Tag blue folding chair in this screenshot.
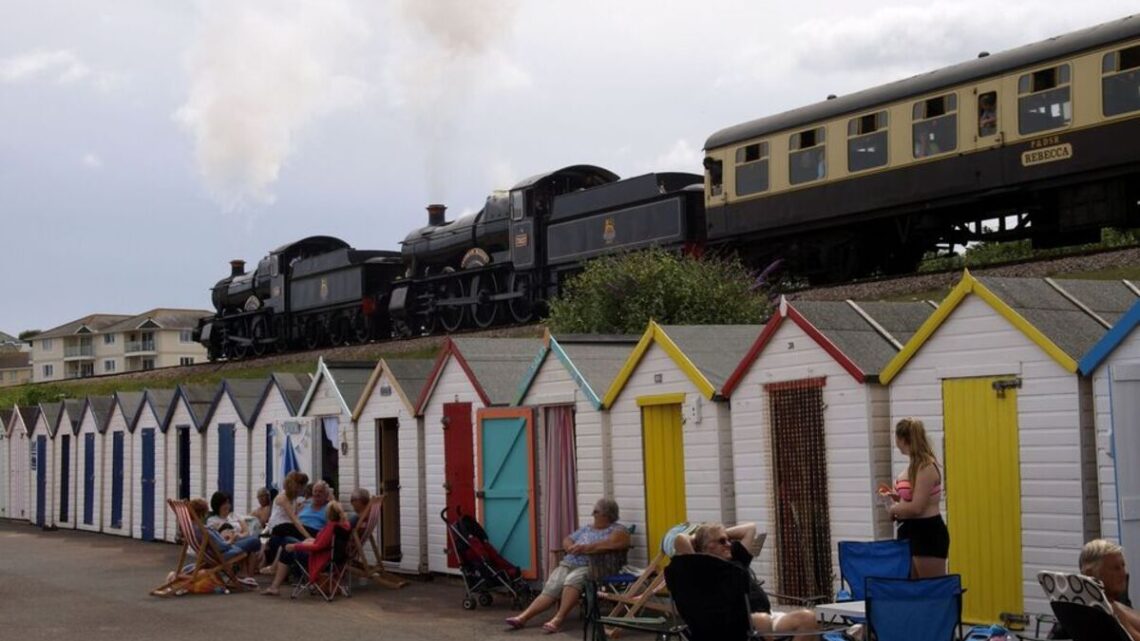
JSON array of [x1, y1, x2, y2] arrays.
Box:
[[865, 575, 963, 641], [837, 540, 912, 601]]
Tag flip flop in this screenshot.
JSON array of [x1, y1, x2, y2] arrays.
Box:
[[542, 621, 562, 634], [504, 617, 524, 630]]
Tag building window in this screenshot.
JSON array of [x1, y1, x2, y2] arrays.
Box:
[[80, 363, 94, 378], [142, 358, 155, 371], [43, 364, 54, 378], [1103, 47, 1140, 117], [734, 142, 769, 196], [104, 334, 116, 345], [180, 357, 195, 366], [104, 360, 116, 373], [41, 338, 53, 351], [1018, 64, 1071, 134], [913, 93, 958, 158], [180, 329, 194, 343], [705, 157, 724, 196], [847, 111, 889, 172], [789, 127, 826, 185], [978, 91, 998, 137]]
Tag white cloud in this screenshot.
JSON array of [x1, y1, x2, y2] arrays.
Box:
[[81, 153, 102, 169], [0, 49, 108, 87]]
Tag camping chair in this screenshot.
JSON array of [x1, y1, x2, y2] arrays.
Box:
[[290, 525, 353, 601], [815, 539, 913, 625], [1037, 571, 1132, 641], [150, 499, 250, 596], [864, 575, 963, 641], [596, 524, 697, 625], [348, 494, 408, 589]]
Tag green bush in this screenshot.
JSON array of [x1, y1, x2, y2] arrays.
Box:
[[545, 247, 772, 334]]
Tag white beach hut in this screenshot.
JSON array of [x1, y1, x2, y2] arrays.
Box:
[[133, 389, 174, 542], [415, 337, 544, 576], [103, 391, 144, 538], [203, 378, 269, 515], [352, 357, 435, 575], [722, 298, 934, 599], [163, 383, 216, 541], [7, 406, 35, 523], [76, 396, 114, 532], [513, 333, 638, 576], [0, 409, 10, 519], [879, 273, 1136, 623], [29, 404, 55, 529], [53, 400, 84, 530], [249, 373, 310, 499], [300, 359, 376, 501]]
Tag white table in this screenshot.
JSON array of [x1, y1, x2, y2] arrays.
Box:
[[814, 600, 866, 621]]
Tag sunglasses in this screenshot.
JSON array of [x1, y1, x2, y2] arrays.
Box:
[[714, 537, 730, 545]]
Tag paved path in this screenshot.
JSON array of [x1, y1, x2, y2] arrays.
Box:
[[0, 520, 602, 641]]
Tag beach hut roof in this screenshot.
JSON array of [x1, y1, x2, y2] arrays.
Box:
[[37, 401, 65, 437], [206, 378, 270, 426], [514, 334, 639, 409], [352, 358, 436, 419], [0, 408, 10, 434], [299, 359, 377, 416], [62, 399, 84, 435], [133, 389, 175, 433], [11, 404, 38, 436], [112, 391, 146, 430], [251, 372, 312, 421], [83, 396, 116, 433], [167, 383, 219, 433], [1080, 297, 1140, 375], [415, 338, 544, 413]]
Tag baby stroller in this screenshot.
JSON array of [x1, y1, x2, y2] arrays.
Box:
[[441, 507, 533, 610]]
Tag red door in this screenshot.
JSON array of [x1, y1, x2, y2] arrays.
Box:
[[443, 402, 475, 567]]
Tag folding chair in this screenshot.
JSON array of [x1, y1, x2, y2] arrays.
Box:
[[1037, 571, 1132, 641], [348, 495, 408, 589], [291, 525, 353, 601], [836, 540, 912, 602], [150, 499, 250, 596], [864, 575, 963, 641]]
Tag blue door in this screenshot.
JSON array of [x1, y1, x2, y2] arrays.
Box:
[[141, 428, 155, 541], [477, 408, 536, 576], [265, 424, 274, 490], [217, 424, 235, 497], [35, 436, 46, 528], [111, 432, 124, 529], [60, 435, 71, 523], [177, 427, 190, 500], [83, 433, 95, 526]]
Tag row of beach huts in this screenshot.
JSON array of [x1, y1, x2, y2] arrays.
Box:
[[2, 271, 1140, 624]]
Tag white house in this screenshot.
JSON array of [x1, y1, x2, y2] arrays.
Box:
[[76, 396, 114, 533], [103, 391, 144, 537], [132, 389, 174, 542]]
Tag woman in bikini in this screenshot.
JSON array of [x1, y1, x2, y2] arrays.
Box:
[[887, 417, 949, 578]]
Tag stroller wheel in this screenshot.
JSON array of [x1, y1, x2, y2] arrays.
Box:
[[478, 593, 494, 607], [462, 597, 476, 610]]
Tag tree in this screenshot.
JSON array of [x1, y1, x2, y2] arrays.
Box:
[[545, 247, 772, 334], [17, 329, 41, 341]]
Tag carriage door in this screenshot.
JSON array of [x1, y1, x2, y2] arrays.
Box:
[[35, 435, 46, 528], [944, 377, 1023, 624], [217, 424, 235, 498], [639, 397, 687, 554], [442, 402, 475, 568], [1111, 363, 1140, 600], [477, 408, 537, 578], [141, 428, 156, 541], [83, 432, 95, 526], [111, 431, 124, 529], [377, 417, 401, 561]]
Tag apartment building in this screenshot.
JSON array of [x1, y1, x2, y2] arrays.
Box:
[[0, 351, 31, 387], [29, 309, 210, 382]]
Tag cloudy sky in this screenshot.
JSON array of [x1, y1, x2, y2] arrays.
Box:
[[1, 0, 1136, 335]]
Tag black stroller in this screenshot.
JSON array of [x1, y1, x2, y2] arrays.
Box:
[[441, 507, 533, 610]]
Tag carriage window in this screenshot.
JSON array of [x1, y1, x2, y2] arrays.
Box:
[[735, 142, 769, 195], [847, 111, 888, 172], [912, 93, 958, 158], [978, 92, 998, 137], [705, 157, 724, 196], [510, 190, 526, 221], [789, 127, 826, 185], [1018, 64, 1071, 134], [1103, 46, 1140, 117]]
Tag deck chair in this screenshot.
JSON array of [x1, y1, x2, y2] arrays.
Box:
[[1038, 571, 1132, 641], [290, 525, 353, 601], [349, 494, 408, 589], [596, 524, 698, 624], [150, 499, 250, 596], [864, 575, 963, 641]]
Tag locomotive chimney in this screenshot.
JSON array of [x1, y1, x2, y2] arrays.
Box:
[[230, 259, 246, 277], [427, 203, 447, 226]]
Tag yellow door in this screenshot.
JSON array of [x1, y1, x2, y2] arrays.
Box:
[[943, 377, 1022, 624], [640, 401, 687, 552]]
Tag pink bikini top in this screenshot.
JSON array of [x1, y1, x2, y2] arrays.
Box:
[[894, 478, 942, 502]]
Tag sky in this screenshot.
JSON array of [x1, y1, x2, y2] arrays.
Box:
[[1, 0, 1137, 335]]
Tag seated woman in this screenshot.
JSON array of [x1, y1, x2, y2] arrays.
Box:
[[1077, 539, 1140, 640], [673, 522, 819, 637], [206, 491, 250, 543], [189, 498, 261, 578], [505, 498, 630, 633], [260, 500, 352, 596], [250, 487, 273, 532]]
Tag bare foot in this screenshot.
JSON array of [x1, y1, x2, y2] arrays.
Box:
[[260, 588, 279, 596]]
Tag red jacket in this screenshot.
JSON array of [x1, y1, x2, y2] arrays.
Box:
[[294, 520, 351, 578]]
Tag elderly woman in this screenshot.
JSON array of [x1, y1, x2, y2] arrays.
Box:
[[250, 487, 273, 532], [189, 498, 261, 577], [505, 498, 629, 633], [1077, 539, 1140, 640]]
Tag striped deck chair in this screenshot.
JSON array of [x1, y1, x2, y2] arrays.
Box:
[[150, 499, 250, 596], [348, 494, 408, 589]]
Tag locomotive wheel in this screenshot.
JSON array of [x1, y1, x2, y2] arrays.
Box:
[[438, 278, 466, 333], [250, 317, 268, 357], [328, 314, 349, 346], [274, 317, 290, 353], [351, 310, 371, 343], [508, 273, 534, 323], [230, 319, 251, 360], [470, 273, 499, 329], [303, 317, 323, 350]]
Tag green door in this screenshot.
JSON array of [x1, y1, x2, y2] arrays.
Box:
[[478, 408, 536, 576]]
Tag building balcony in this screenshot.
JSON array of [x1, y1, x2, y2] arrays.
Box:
[[125, 341, 156, 354], [63, 345, 95, 360]]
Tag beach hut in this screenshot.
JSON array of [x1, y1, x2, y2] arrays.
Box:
[[722, 298, 934, 599], [0, 409, 10, 519], [76, 396, 114, 532], [30, 403, 57, 529], [202, 378, 269, 516], [299, 359, 376, 501], [164, 383, 217, 539], [601, 323, 762, 566], [249, 373, 310, 500], [53, 400, 84, 530], [513, 333, 638, 575], [132, 389, 173, 542], [103, 391, 143, 538], [415, 337, 544, 576], [7, 406, 35, 523], [879, 273, 1137, 623], [352, 357, 434, 575], [1078, 289, 1140, 581]]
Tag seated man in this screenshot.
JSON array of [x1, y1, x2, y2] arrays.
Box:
[[298, 481, 331, 534], [348, 487, 371, 529], [673, 522, 819, 637], [1053, 539, 1140, 640], [505, 498, 630, 633]]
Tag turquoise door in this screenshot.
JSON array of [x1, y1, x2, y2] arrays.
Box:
[[477, 408, 537, 577]]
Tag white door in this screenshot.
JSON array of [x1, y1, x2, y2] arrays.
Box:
[[1112, 362, 1140, 598]]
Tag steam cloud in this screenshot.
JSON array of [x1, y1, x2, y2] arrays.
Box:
[[174, 0, 371, 210]]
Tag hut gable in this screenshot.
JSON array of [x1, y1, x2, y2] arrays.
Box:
[[0, 408, 11, 435], [166, 384, 218, 433], [301, 358, 375, 417], [208, 379, 269, 427], [353, 358, 435, 419], [134, 389, 174, 433], [37, 402, 64, 438], [416, 338, 543, 413], [1080, 298, 1140, 375], [514, 334, 637, 409], [82, 396, 115, 434], [19, 405, 41, 436], [112, 392, 145, 432]]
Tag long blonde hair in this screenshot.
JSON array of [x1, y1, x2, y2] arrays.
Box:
[[896, 417, 938, 486]]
